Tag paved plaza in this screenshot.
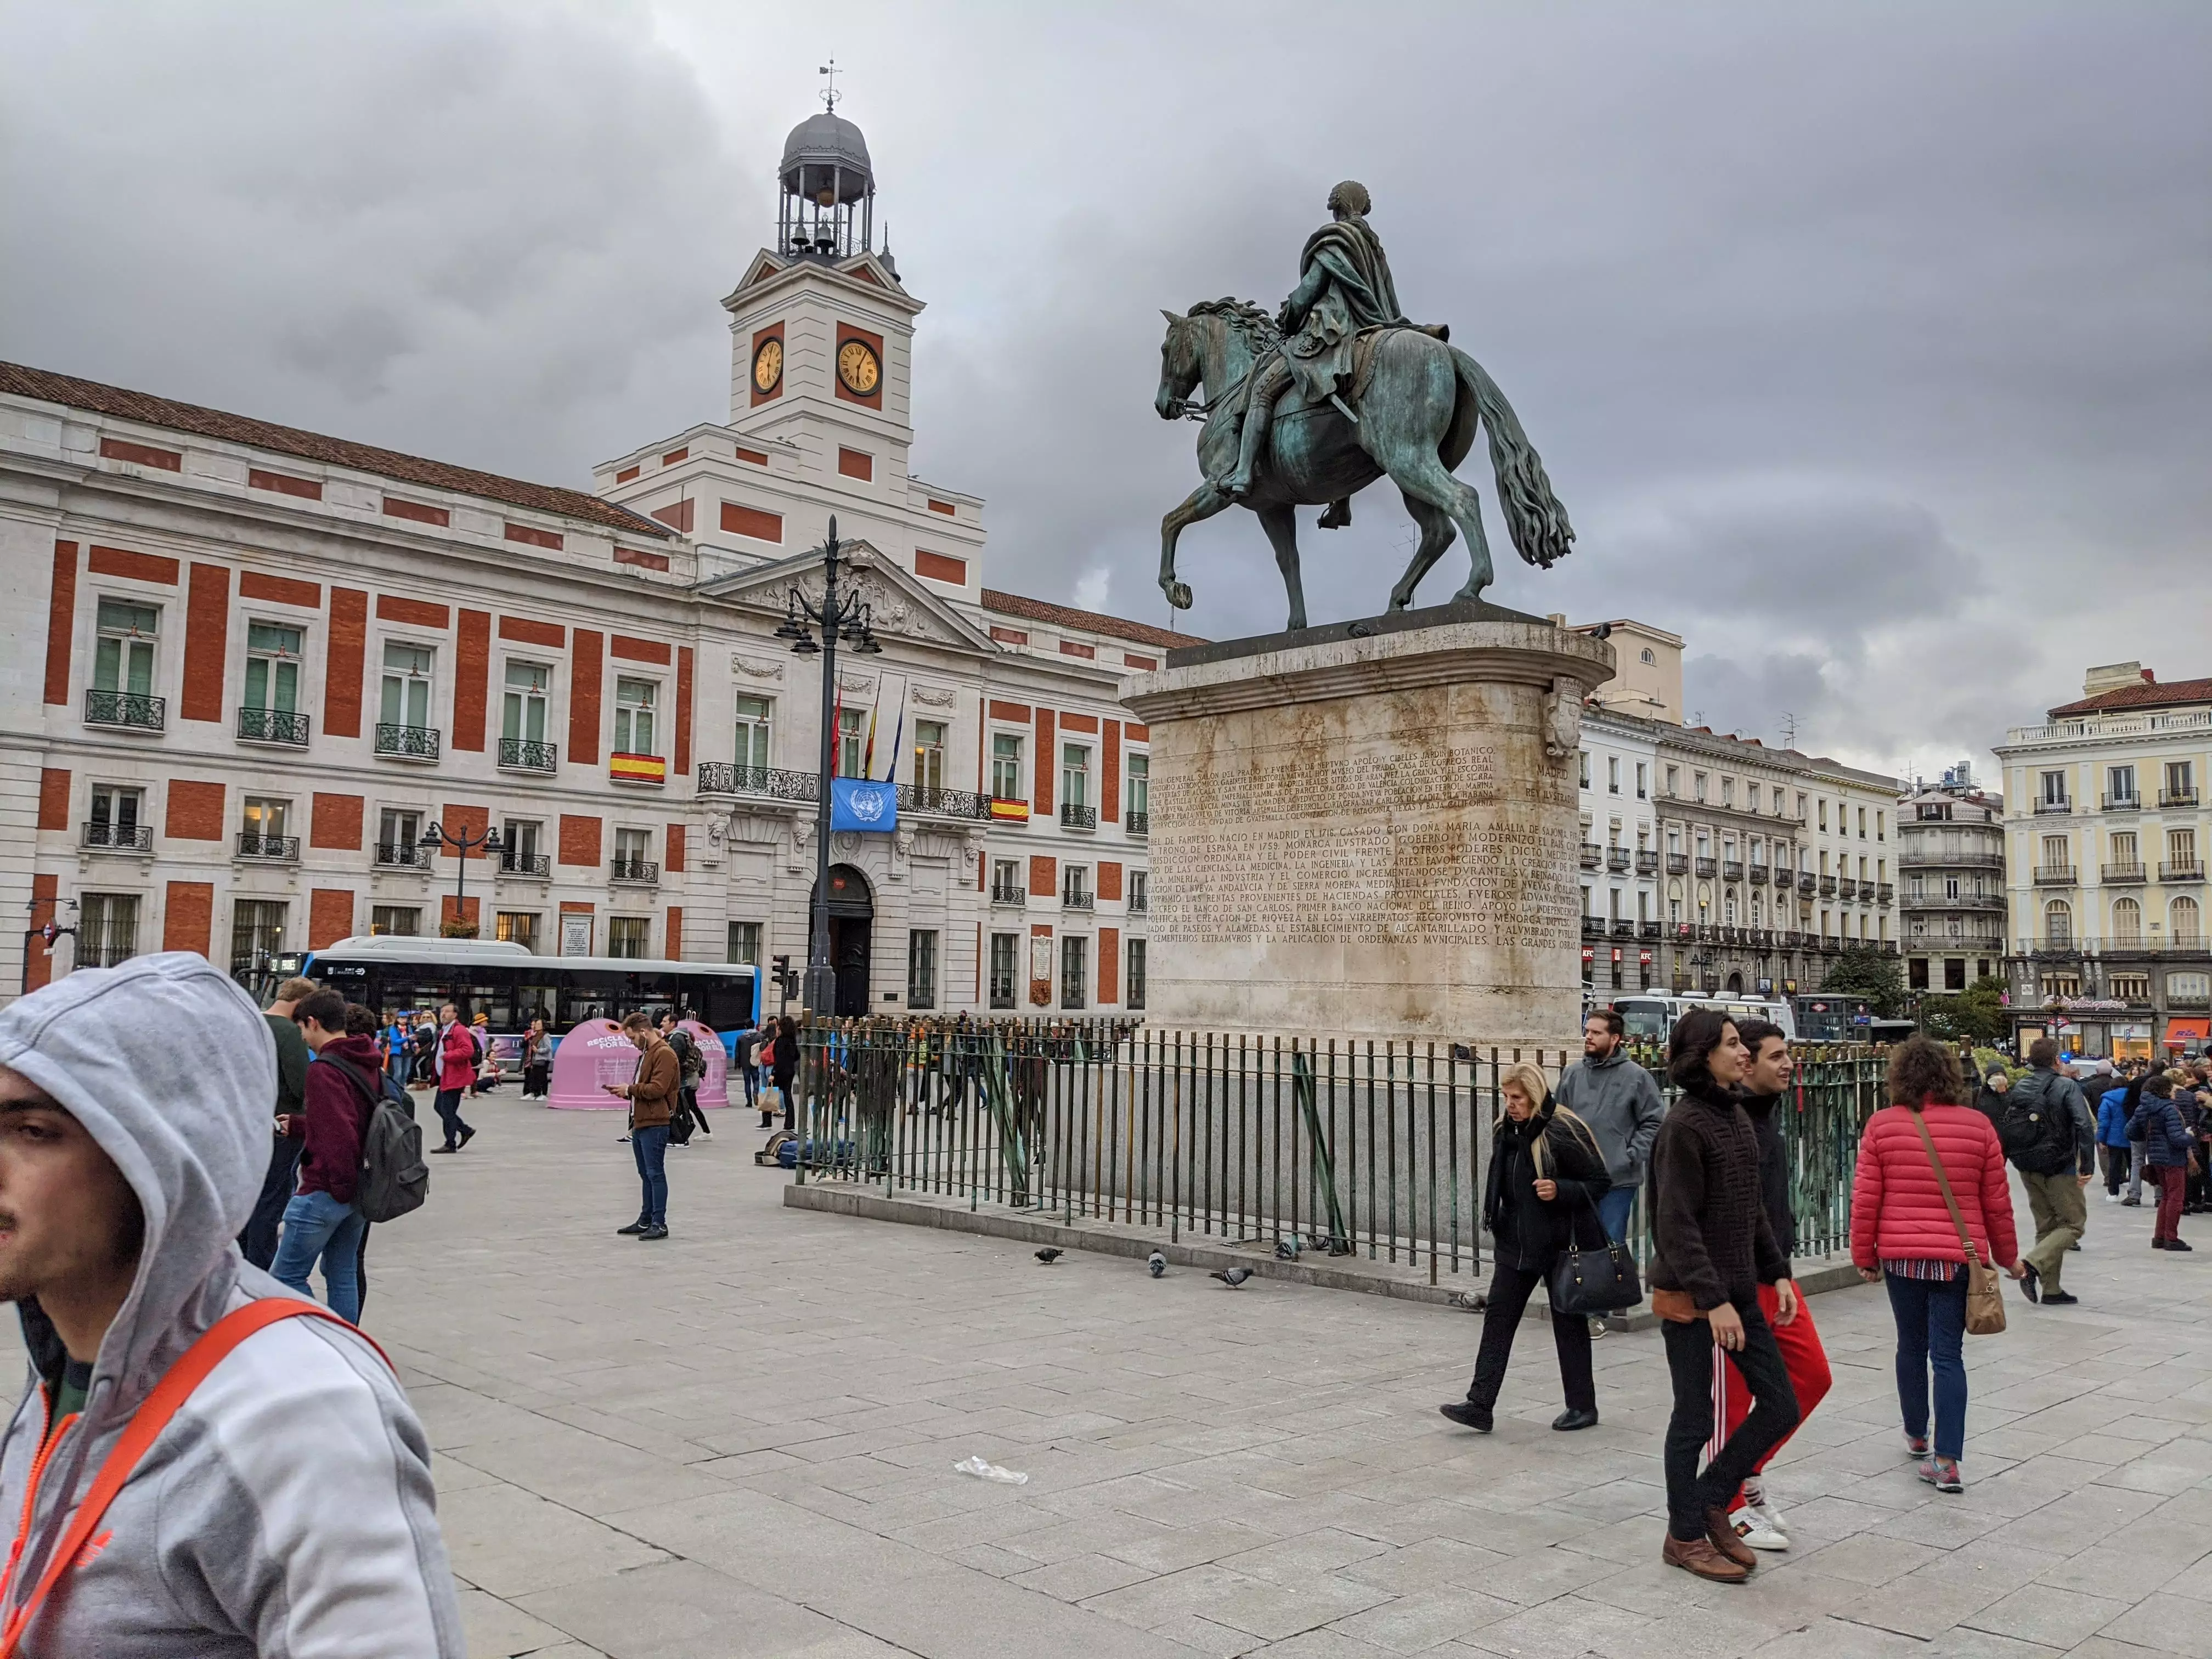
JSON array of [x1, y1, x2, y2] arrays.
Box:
[[162, 1101, 2212, 1657]]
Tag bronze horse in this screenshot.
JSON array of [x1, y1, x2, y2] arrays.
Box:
[[1154, 300, 1574, 630]]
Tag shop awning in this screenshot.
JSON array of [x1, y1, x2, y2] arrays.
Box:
[[2164, 1017, 2210, 1047]]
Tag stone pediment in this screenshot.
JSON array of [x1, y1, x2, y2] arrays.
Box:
[[697, 540, 995, 655], [723, 250, 923, 316]]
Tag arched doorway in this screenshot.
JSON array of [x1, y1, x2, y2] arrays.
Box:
[[810, 864, 874, 1017], [1725, 972, 1745, 994]]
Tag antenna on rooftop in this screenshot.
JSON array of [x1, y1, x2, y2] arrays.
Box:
[[1779, 710, 1798, 748], [819, 57, 842, 113]]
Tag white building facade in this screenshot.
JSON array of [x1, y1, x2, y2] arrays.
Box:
[[0, 105, 1166, 1017]]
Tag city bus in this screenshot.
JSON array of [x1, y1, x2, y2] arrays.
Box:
[[1601, 992, 1798, 1047], [272, 935, 760, 1047]]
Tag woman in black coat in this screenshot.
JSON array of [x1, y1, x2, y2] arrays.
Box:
[[1440, 1061, 1611, 1435]]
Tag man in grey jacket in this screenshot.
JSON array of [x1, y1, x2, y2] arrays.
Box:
[[0, 952, 462, 1654], [1555, 1007, 1668, 1334]]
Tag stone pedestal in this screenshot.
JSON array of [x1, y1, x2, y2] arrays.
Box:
[[1121, 604, 1613, 1046]]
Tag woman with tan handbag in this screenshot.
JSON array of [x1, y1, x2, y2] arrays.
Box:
[[1850, 1036, 2023, 1493]]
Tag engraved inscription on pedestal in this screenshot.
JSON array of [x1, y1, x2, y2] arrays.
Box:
[[1122, 616, 1613, 1046]]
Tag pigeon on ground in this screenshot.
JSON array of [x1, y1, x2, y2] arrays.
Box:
[[1274, 1237, 1302, 1261], [1034, 1248, 1063, 1264], [1210, 1267, 1253, 1288], [1147, 1251, 1167, 1278]]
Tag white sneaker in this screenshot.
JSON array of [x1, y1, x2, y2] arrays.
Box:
[[2104, 1192, 2121, 1204], [1734, 1500, 1789, 1551], [1588, 1316, 1608, 1340]]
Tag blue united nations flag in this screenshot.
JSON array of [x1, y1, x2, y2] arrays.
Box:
[[830, 777, 899, 834]]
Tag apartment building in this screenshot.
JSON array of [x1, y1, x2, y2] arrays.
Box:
[[1898, 764, 2006, 994], [1999, 662, 2212, 1059]]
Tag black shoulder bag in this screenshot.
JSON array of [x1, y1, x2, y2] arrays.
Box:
[[1536, 1111, 1643, 1317]]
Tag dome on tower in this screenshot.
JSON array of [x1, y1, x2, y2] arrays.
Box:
[[780, 112, 873, 205]]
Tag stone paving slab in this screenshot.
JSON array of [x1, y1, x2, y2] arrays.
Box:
[[17, 1095, 2208, 1657]]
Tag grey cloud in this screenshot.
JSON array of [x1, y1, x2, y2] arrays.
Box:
[[3, 0, 2205, 777]]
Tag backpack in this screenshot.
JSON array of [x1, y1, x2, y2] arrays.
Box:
[[669, 1027, 703, 1085], [1999, 1071, 2080, 1176], [328, 1057, 430, 1223]]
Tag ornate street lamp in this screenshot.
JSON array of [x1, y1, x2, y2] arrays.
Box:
[[781, 515, 882, 1015], [420, 821, 503, 932]]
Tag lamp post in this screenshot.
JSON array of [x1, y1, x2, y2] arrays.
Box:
[[777, 514, 882, 1015], [420, 821, 503, 933]]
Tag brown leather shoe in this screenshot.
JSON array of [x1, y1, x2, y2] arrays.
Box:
[[1663, 1532, 1749, 1582], [1706, 1506, 1758, 1568]]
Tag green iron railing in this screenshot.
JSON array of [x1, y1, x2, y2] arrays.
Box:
[[792, 1019, 1893, 1283]]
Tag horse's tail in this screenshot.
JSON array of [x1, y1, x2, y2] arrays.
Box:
[[1451, 348, 1575, 569]]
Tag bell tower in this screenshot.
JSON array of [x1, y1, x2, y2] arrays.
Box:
[[722, 92, 921, 481]]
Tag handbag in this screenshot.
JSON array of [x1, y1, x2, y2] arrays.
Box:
[[1909, 1110, 2006, 1336], [1532, 1115, 1644, 1318]]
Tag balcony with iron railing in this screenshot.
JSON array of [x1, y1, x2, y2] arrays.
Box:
[[1581, 915, 1607, 938], [901, 786, 991, 820], [2162, 788, 2200, 810], [990, 882, 1024, 907], [84, 689, 165, 732], [497, 851, 551, 878], [2103, 862, 2148, 883], [1635, 850, 1660, 876], [1579, 843, 1602, 870], [2162, 861, 2205, 883], [81, 821, 151, 852], [610, 857, 659, 884], [2102, 793, 2141, 812], [1062, 891, 1095, 912], [2033, 864, 2076, 885], [373, 842, 430, 869], [2033, 797, 2073, 815], [236, 707, 309, 747], [1876, 883, 1895, 905], [1606, 847, 1631, 872], [1665, 852, 1689, 874], [1640, 920, 1662, 939], [235, 832, 299, 862], [1059, 803, 1097, 831], [696, 764, 819, 804], [498, 738, 558, 775], [1818, 876, 1838, 896], [1610, 918, 1635, 938], [1695, 856, 1718, 878], [1128, 891, 1149, 915], [1797, 872, 1818, 894], [1125, 810, 1149, 837], [1722, 860, 1744, 882], [1899, 849, 2006, 871], [374, 723, 441, 762], [1744, 864, 1768, 886], [1838, 878, 1858, 900]]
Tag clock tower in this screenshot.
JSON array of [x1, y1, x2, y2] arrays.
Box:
[[722, 103, 921, 482]]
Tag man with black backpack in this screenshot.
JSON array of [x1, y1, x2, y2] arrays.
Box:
[[2002, 1038, 2098, 1307], [661, 1012, 710, 1146], [269, 989, 379, 1321]]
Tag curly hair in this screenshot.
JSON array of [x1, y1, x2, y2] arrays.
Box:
[[1887, 1035, 1965, 1110]]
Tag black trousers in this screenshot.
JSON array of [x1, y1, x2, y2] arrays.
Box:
[[239, 1133, 303, 1270], [523, 1062, 549, 1098], [432, 1087, 471, 1149], [1662, 1301, 1800, 1541], [1467, 1259, 1596, 1414]]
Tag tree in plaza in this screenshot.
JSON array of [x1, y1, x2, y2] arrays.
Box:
[[1921, 976, 2008, 1046], [1822, 944, 1908, 1018]]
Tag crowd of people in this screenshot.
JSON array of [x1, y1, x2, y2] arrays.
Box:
[[1440, 1007, 2203, 1584]]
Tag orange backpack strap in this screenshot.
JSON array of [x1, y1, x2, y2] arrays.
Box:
[[1, 1300, 391, 1655]]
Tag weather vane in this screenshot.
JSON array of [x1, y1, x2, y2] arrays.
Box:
[[819, 57, 840, 113]]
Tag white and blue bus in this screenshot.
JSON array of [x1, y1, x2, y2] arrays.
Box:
[[273, 935, 760, 1047]]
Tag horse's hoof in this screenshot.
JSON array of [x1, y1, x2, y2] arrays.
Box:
[[1166, 582, 1193, 610]]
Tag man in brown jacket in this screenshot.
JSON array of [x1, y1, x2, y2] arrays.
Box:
[[607, 1011, 679, 1239]]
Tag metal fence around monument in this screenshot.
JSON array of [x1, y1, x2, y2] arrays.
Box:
[[788, 1019, 1892, 1283]]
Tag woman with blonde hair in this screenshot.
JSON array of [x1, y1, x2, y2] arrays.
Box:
[[1440, 1060, 1611, 1435]]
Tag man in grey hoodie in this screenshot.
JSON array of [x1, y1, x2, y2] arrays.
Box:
[[0, 952, 462, 1654], [1555, 1008, 1667, 1244]]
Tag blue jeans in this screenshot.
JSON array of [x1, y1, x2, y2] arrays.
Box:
[[1595, 1184, 1636, 1244], [1886, 1266, 1969, 1460], [270, 1189, 368, 1324], [631, 1123, 670, 1225]]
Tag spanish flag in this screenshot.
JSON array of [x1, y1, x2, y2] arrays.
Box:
[[610, 753, 666, 785]]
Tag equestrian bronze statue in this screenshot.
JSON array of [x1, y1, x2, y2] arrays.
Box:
[[1154, 181, 1574, 631]]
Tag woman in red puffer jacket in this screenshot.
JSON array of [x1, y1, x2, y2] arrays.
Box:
[[1850, 1037, 2023, 1495]]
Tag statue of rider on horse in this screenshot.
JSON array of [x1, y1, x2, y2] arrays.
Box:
[[1155, 181, 1574, 632]]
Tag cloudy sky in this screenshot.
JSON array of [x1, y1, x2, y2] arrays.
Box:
[[5, 1, 2206, 782]]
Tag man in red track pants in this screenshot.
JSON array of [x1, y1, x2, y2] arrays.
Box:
[[1708, 1019, 1832, 1551]]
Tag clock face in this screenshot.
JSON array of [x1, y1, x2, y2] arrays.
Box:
[[752, 337, 783, 394], [837, 338, 881, 397]]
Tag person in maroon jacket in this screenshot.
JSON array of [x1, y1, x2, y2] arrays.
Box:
[[1852, 1036, 2022, 1493], [430, 1001, 478, 1153], [269, 988, 379, 1322]]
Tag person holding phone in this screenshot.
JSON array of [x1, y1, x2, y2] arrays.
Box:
[[607, 1011, 678, 1240]]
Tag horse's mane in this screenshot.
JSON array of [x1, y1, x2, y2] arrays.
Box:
[[1185, 297, 1280, 347]]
